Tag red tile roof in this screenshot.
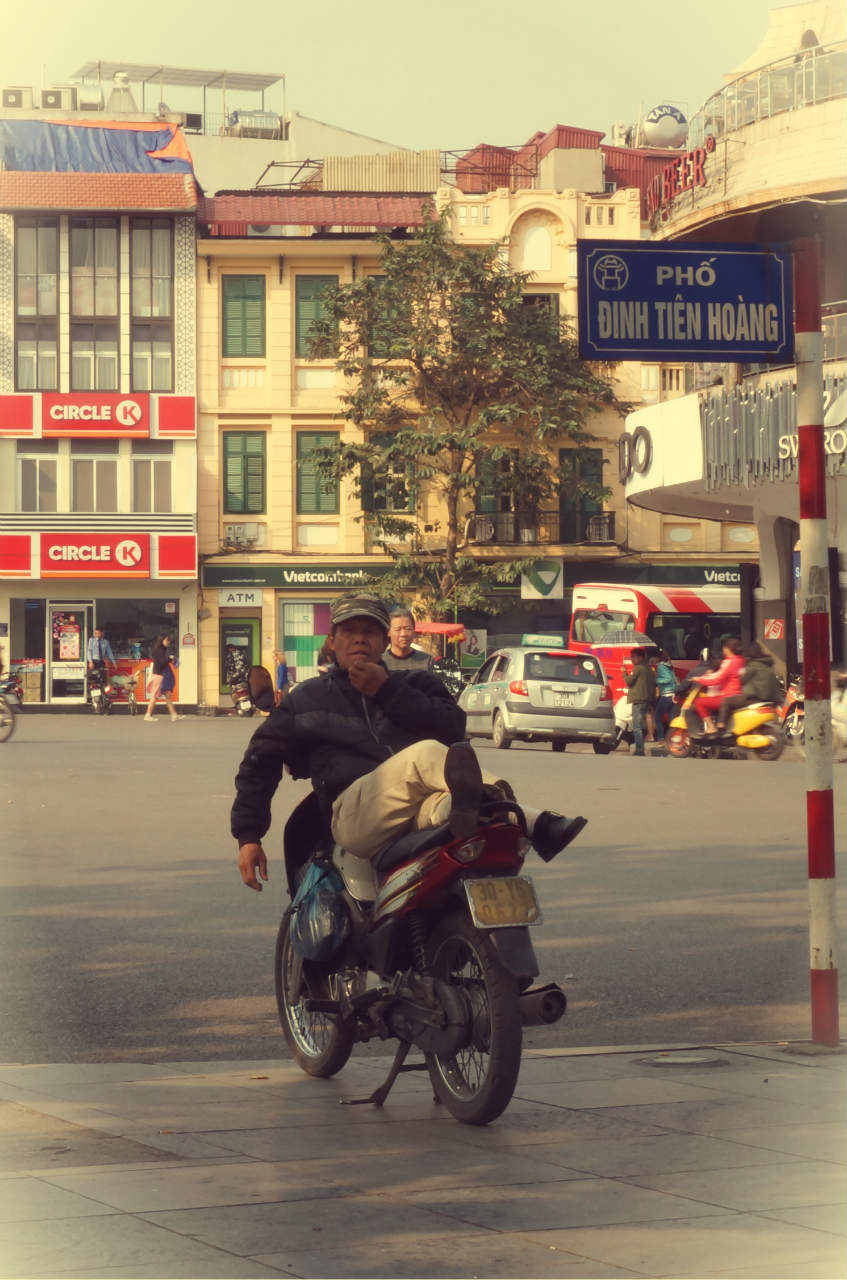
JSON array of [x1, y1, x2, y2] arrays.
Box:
[[199, 192, 431, 234], [0, 173, 198, 212]]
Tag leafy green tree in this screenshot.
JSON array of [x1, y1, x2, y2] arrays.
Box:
[[308, 209, 625, 618]]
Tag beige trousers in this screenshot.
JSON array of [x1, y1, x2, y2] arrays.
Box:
[[330, 740, 497, 859]]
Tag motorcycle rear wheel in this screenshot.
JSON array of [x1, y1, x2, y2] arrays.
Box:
[[667, 727, 691, 758], [274, 915, 354, 1078], [91, 694, 107, 716], [127, 690, 138, 716], [425, 911, 521, 1126], [753, 722, 785, 762], [0, 697, 15, 742]]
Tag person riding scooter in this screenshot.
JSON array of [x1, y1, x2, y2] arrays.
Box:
[[232, 593, 586, 893], [692, 637, 745, 736], [715, 641, 784, 732]]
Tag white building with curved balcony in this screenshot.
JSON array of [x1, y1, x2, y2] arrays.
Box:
[[623, 1, 846, 674]]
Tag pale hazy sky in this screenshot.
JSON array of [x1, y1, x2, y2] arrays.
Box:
[[4, 0, 783, 150]]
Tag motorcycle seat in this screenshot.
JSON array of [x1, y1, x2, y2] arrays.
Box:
[[373, 822, 451, 874]]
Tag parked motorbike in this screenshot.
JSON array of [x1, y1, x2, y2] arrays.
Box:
[[0, 671, 23, 712], [667, 686, 784, 760], [230, 677, 255, 717], [88, 668, 138, 716], [247, 666, 579, 1126], [434, 656, 468, 699], [779, 676, 804, 746]]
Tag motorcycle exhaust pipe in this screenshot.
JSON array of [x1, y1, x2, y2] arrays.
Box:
[[519, 982, 567, 1026]]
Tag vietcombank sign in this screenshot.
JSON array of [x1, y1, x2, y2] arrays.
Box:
[[202, 562, 394, 589]]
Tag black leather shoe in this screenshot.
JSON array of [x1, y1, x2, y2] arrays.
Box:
[[531, 811, 588, 862], [444, 742, 484, 839]]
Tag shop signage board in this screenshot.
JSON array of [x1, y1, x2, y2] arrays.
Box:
[[40, 532, 151, 578], [577, 240, 793, 362], [203, 562, 395, 589], [42, 392, 150, 437]]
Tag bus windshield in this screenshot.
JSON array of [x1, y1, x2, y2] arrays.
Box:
[[646, 612, 742, 660], [571, 610, 636, 643]]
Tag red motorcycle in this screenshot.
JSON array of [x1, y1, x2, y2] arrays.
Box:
[[779, 677, 804, 746]]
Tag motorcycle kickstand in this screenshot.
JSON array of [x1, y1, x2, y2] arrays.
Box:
[[339, 1040, 427, 1109]]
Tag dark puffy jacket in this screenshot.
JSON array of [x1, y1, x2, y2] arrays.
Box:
[[231, 663, 465, 846], [741, 656, 783, 704]]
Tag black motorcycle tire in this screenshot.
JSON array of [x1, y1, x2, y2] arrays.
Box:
[[274, 915, 354, 1078], [753, 722, 785, 762], [425, 911, 522, 1126], [0, 696, 15, 742], [91, 693, 107, 716], [783, 708, 804, 746], [127, 690, 138, 716]]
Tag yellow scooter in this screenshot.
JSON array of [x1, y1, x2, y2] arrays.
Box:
[[667, 686, 784, 760]]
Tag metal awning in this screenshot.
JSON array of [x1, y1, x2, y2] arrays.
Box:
[[72, 63, 282, 92]]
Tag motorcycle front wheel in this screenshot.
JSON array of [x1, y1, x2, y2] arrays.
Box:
[[90, 693, 107, 716], [274, 915, 354, 1078], [0, 697, 15, 742], [127, 690, 138, 716], [667, 727, 691, 758], [425, 911, 521, 1126], [783, 708, 804, 745]]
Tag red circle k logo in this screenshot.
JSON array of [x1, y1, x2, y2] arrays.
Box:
[[115, 399, 143, 427], [115, 539, 143, 568]]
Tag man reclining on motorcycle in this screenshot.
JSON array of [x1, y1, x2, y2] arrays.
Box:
[[233, 593, 585, 892]]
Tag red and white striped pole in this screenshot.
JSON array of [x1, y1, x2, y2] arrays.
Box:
[[794, 238, 839, 1046]]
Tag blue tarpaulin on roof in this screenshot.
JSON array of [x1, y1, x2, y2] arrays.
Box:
[[0, 120, 193, 174]]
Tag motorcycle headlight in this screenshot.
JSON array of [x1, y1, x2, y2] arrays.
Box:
[[452, 837, 486, 864]]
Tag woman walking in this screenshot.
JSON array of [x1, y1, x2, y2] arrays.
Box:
[[143, 634, 184, 722]]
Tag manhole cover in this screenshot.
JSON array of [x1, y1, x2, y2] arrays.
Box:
[[639, 1051, 729, 1068]]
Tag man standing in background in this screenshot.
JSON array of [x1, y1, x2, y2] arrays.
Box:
[[86, 626, 115, 675], [383, 608, 434, 674]]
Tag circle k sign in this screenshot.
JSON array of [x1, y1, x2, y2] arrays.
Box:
[[42, 393, 150, 435], [41, 533, 151, 578]]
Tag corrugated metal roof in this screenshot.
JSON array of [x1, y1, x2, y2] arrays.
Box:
[[0, 172, 198, 211], [73, 62, 282, 91], [199, 192, 430, 230]]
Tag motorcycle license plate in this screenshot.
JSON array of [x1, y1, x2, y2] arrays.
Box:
[[464, 876, 541, 928]]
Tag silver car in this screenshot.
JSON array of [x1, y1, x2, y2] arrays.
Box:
[[459, 644, 616, 753]]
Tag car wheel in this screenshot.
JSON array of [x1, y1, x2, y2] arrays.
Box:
[[491, 711, 512, 750], [592, 741, 616, 755], [551, 741, 566, 753]]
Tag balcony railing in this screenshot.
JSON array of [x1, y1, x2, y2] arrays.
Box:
[[468, 510, 615, 546]]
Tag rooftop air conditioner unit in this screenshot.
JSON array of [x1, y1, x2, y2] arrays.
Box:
[[247, 223, 288, 236], [184, 112, 203, 132], [77, 85, 104, 111], [2, 87, 33, 110], [41, 86, 78, 111]]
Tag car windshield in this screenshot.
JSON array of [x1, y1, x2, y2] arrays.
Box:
[[524, 653, 603, 684]]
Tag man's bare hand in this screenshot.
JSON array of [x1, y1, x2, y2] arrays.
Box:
[[347, 657, 388, 698], [238, 842, 268, 892]]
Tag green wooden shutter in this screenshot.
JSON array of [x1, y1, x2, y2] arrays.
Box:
[[297, 432, 339, 514], [224, 433, 265, 514], [295, 276, 338, 357], [222, 277, 265, 358]]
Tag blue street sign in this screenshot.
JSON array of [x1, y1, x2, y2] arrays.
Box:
[[577, 239, 793, 362]]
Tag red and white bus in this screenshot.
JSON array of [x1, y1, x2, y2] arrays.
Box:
[[567, 581, 742, 701]]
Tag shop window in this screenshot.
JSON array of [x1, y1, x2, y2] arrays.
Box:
[[222, 275, 266, 358], [15, 217, 58, 390], [559, 447, 603, 543], [17, 440, 58, 512], [223, 432, 265, 514], [132, 439, 173, 513], [296, 432, 339, 514], [70, 323, 118, 391], [295, 275, 338, 358], [70, 439, 119, 513], [131, 218, 173, 390]]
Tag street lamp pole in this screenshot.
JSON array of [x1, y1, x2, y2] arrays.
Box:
[[794, 238, 839, 1046]]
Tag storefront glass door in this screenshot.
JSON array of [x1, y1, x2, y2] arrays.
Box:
[[48, 603, 92, 702]]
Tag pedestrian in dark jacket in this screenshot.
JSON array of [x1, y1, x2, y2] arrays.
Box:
[[623, 647, 657, 757], [232, 593, 584, 892], [716, 642, 783, 729]]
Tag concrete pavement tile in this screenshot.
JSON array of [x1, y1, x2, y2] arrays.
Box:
[[194, 1119, 467, 1162], [140, 1195, 480, 1256], [695, 1262, 847, 1279], [0, 1213, 275, 1279], [0, 1176, 122, 1223], [0, 1064, 188, 1093], [0, 1100, 180, 1174], [111, 1130, 258, 1160], [522, 1132, 807, 1178], [20, 1264, 289, 1279], [756, 1202, 847, 1235], [24, 1076, 266, 1109], [708, 1121, 847, 1164], [640, 1066, 846, 1106], [520, 1212, 846, 1277], [395, 1178, 722, 1232], [43, 1158, 348, 1212], [594, 1096, 842, 1137], [514, 1076, 732, 1109], [456, 1105, 670, 1150], [514, 1054, 651, 1086], [623, 1160, 847, 1213], [254, 1232, 648, 1278]]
